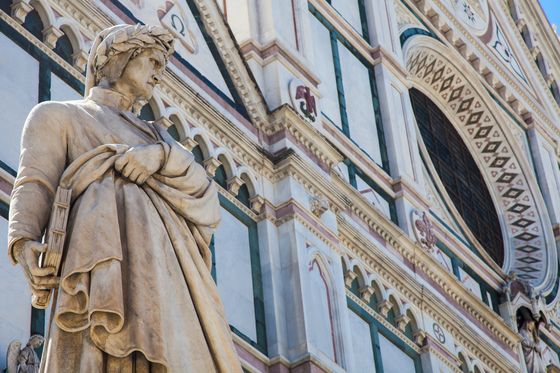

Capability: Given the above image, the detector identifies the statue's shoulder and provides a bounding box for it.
[24,99,87,135]
[27,99,87,123]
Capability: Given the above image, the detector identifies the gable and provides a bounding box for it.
[100,0,244,114]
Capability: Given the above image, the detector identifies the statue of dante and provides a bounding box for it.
[8,24,243,373]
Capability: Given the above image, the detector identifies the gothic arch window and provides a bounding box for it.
[551,81,560,106]
[54,33,74,64]
[410,88,505,266]
[520,26,533,49]
[23,10,44,41]
[536,53,547,78]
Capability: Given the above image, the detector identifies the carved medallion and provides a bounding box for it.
[451,0,489,35]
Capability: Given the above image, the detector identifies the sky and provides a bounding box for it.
[540,0,560,35]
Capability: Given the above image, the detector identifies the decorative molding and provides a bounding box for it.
[191,0,270,132]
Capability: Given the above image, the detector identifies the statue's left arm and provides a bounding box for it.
[8,102,68,264]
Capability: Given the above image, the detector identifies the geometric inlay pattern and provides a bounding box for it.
[407,47,550,283]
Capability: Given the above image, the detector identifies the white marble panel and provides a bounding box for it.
[50,74,82,102]
[348,309,376,373]
[0,218,32,370]
[355,174,391,219]
[331,0,362,35]
[458,267,482,300]
[338,42,382,165]
[107,0,233,100]
[307,259,335,360]
[310,15,341,128]
[0,32,39,169]
[379,333,415,373]
[214,207,257,341]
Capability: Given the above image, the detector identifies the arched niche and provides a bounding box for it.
[403,35,556,292]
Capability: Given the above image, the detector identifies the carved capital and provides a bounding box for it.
[11,0,33,24]
[530,46,541,59]
[359,285,375,303]
[181,137,198,151]
[227,176,243,196]
[43,26,64,49]
[545,73,555,86]
[515,18,527,31]
[203,157,221,177]
[72,50,89,72]
[378,300,391,317]
[249,195,264,213]
[395,314,410,332]
[344,270,357,287]
[413,330,427,346]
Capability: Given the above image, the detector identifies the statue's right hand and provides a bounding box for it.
[15,240,59,291]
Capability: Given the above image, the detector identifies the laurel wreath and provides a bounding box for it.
[94,24,175,79]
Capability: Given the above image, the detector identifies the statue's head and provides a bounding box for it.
[85,24,174,112]
[27,335,44,349]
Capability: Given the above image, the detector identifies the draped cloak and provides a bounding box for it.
[7,87,243,373]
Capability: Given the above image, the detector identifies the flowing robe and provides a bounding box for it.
[8,88,242,373]
[520,327,547,373]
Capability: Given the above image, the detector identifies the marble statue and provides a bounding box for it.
[5,335,44,373]
[519,308,547,373]
[8,24,242,372]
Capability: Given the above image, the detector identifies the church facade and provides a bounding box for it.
[0,0,560,372]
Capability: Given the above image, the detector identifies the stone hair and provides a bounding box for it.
[93,24,174,86]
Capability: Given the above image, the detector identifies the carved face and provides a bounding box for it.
[114,48,166,101]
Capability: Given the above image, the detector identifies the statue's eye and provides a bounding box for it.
[150,58,161,68]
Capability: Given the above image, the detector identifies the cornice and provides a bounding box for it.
[191,0,270,131]
[269,105,344,171]
[337,218,521,373]
[346,290,421,353]
[0,10,84,81]
[239,39,320,87]
[271,151,347,213]
[51,0,113,36]
[159,70,276,180]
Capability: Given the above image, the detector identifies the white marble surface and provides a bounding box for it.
[348,309,376,373]
[310,15,341,128]
[214,207,257,341]
[379,333,415,373]
[0,33,39,170]
[50,74,82,102]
